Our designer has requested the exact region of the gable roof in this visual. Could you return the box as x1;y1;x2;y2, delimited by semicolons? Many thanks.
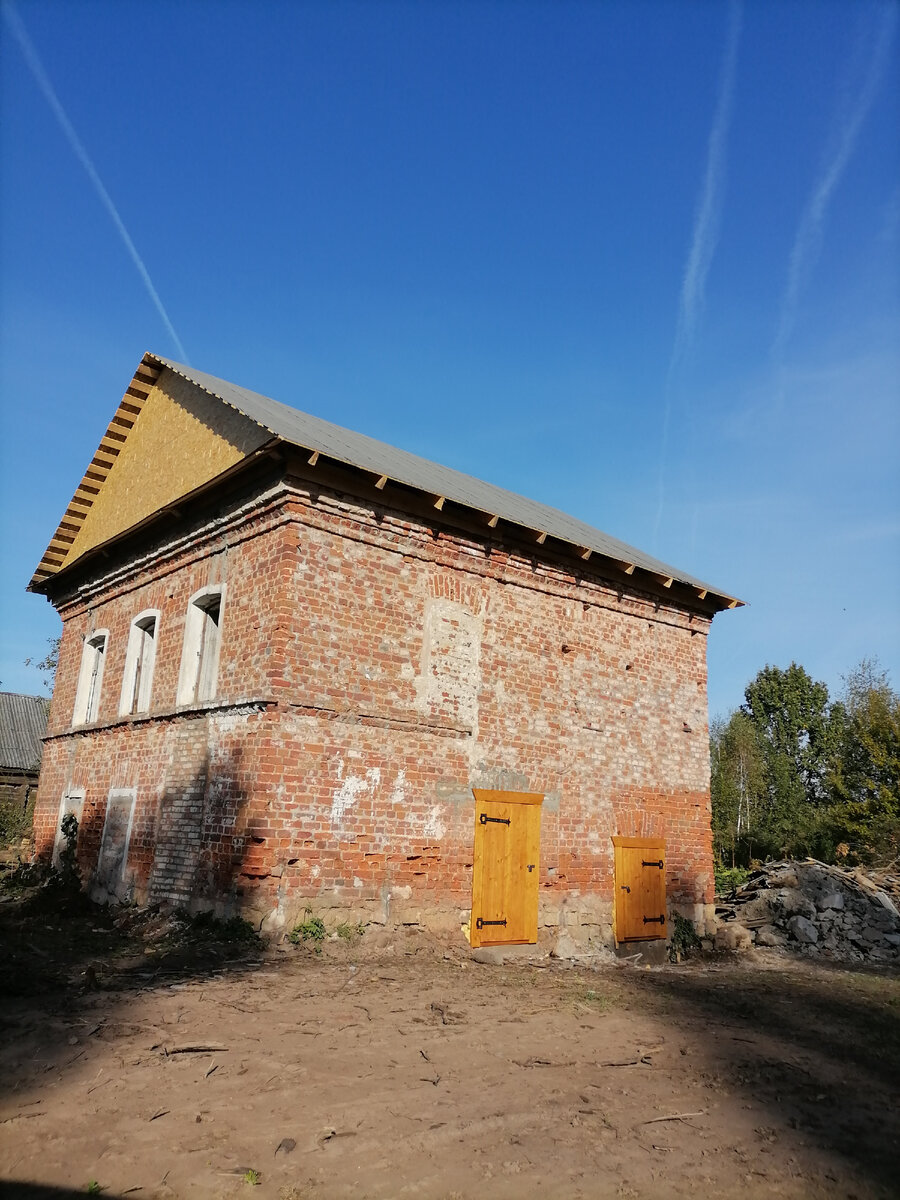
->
31;352;743;610
0;692;48;771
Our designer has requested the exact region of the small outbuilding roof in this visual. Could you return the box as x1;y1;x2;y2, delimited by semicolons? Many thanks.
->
0;692;48;771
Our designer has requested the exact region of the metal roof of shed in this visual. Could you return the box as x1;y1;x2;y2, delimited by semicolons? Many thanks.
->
150;355;741;609
0;692;48;771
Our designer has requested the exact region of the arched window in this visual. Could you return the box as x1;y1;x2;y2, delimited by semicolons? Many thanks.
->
119;610;159;716
72;630;108;725
176;586;225;706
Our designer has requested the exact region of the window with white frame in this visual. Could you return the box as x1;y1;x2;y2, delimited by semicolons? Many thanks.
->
52;788;84;866
119;610;159;716
176;586;225;706
72;630;108;725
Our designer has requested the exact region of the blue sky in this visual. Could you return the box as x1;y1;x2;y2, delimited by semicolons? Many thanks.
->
1;0;897;719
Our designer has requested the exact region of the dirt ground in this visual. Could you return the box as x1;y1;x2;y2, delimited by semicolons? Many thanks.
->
1;894;898;1200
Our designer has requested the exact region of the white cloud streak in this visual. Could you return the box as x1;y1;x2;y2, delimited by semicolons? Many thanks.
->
773;4;897;362
654;0;742;548
670;0;742;376
3;1;189;363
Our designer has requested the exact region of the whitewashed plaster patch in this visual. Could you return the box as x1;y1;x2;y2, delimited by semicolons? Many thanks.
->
423;804;446;840
330;755;381;826
389;769;407;806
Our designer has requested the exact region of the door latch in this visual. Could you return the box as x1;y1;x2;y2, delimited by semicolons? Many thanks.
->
620;885;631;893
475;917;508;930
527;864;535;872
479;813;510;826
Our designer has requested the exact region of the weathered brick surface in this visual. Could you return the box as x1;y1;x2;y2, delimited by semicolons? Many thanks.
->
34;475;717;944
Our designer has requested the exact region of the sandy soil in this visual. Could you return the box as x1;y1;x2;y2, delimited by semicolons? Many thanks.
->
1;902;898;1200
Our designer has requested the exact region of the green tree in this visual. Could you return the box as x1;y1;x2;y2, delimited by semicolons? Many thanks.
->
827;659;900;863
741;663;840;857
710;711;766;866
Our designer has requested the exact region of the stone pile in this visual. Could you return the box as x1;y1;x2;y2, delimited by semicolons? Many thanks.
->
715;859;900;964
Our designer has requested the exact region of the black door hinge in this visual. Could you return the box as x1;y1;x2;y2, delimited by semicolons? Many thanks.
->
642;860;664;869
643;915;665;925
479;813;510;826
476;917;508;930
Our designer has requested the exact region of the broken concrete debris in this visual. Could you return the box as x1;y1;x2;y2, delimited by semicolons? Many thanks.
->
715;859;900;963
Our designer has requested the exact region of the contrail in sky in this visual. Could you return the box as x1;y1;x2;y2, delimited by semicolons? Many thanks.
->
670;0;742;375
654;0;742;548
773;4;897;362
3;1;189;363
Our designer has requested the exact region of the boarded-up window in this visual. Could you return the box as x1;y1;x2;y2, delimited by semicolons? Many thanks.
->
417;599;480;731
95;788;135;897
52;788;84;866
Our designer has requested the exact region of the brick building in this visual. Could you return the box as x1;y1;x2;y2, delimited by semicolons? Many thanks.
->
29;353;741;949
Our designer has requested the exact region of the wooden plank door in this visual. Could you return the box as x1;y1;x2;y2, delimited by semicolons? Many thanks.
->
612;836;667;942
470;789;543;947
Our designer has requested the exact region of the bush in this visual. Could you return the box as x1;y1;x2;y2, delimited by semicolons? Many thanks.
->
184;909;259;944
336;920;365;941
714;864;751;896
289;910;327;949
668;913;702;962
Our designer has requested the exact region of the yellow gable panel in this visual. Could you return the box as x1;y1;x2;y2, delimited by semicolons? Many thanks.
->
64;369;270;566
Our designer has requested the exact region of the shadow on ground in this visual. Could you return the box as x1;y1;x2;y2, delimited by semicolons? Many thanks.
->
2;877;900;1199
0;876;266;1108
0;1185;129;1200
623;953;900;1195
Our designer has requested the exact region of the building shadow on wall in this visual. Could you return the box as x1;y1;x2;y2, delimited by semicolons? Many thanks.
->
629;958;900;1195
65;742;271;918
146;745;255;911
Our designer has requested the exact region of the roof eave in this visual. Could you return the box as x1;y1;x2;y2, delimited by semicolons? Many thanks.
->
280;441;744;613
145;354;743;611
30;352;744;614
28;352;165;591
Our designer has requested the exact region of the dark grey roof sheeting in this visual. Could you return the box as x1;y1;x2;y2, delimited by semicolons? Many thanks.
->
151;356;739;605
0;692;48;770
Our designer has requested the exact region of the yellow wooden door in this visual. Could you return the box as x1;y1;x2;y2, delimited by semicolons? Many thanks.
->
470;789;542;947
612;836;667;942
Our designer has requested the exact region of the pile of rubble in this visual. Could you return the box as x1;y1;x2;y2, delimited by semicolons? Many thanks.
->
715;859;900;964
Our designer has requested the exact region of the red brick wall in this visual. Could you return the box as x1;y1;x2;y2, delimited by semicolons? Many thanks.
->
34;477;716;944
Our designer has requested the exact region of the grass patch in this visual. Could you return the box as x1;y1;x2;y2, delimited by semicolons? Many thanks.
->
569;982;614;1012
336;920;365;942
